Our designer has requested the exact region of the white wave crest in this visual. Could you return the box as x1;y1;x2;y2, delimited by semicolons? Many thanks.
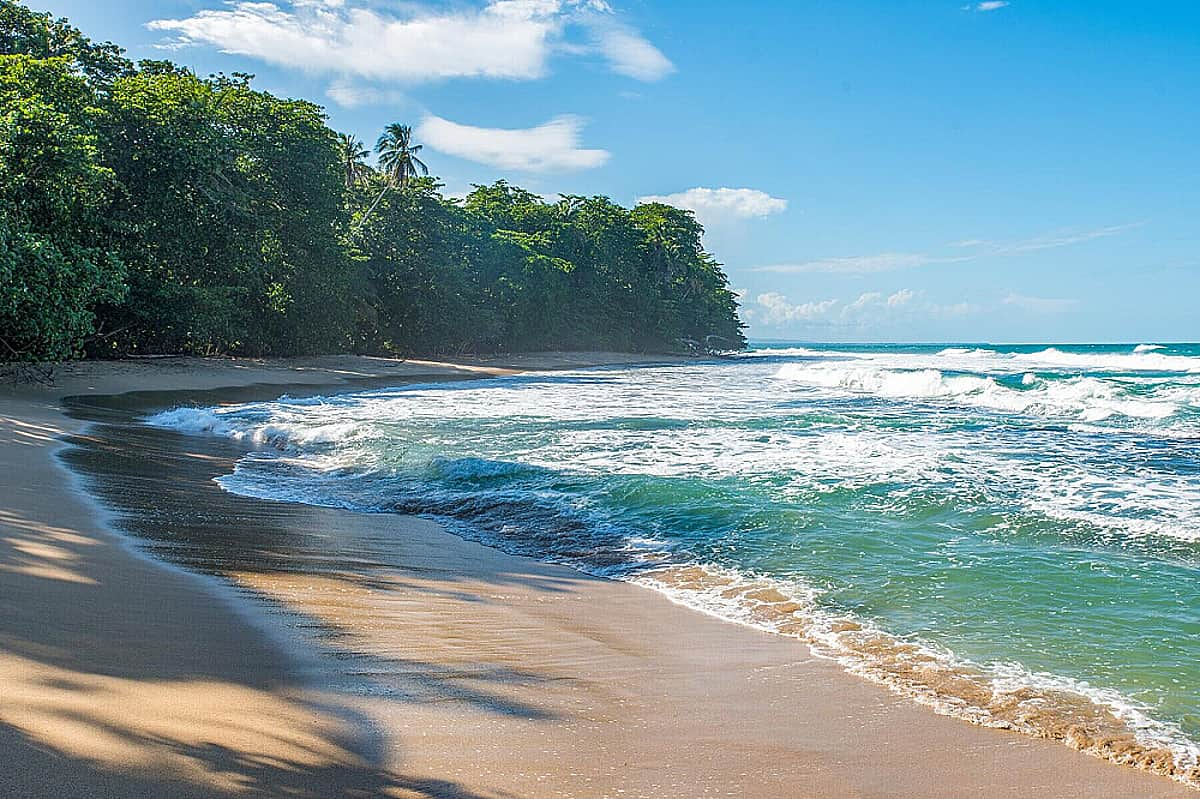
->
741;346;831;358
1013;347;1200;373
773;363;1185;422
936;347;999;358
145;406;243;438
754;344;1200;375
146;406;363;448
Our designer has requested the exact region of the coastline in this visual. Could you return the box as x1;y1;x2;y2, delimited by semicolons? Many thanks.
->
1;354;1193;797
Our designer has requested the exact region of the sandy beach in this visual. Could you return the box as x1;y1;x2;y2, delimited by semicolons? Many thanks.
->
1;354;1193;798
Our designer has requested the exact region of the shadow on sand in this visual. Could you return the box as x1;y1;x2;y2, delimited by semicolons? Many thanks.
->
0;383;587;798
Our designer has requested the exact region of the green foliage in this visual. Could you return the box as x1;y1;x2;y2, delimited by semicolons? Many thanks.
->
353;176;503;354
0;1;130;86
337;132;371;188
0;1;744;363
375;123;427;188
94;67;355;356
0;54;125;361
352;179;745;354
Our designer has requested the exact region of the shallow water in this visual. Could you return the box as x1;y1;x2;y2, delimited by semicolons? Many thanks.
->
148;343;1200;781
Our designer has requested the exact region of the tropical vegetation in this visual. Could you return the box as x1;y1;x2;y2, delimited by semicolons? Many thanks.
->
0;1;744;362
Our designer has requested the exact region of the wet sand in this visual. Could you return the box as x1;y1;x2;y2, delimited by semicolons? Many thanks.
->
1;354;1194;797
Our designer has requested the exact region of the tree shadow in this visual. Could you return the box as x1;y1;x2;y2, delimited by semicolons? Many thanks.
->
0;383;600;797
0;720;518;798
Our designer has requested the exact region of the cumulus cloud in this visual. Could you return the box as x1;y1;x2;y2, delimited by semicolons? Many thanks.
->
752;223;1141;275
149;0;554;81
753;293;839;325
747;289;974;329
416;114;609;172
148;0;672;84
636;187;787;226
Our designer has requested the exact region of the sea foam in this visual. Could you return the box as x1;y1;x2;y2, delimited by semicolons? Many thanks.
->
772;362;1188;422
146;348;1200;786
638;562;1200;784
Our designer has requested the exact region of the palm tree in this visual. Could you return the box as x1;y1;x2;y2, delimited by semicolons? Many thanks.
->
376;123;428;187
357;123;429;228
337;133;370;188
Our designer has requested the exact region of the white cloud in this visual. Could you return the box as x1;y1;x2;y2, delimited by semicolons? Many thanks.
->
963;1;1009;10
592;24;674;80
844;291;882;315
416;114;609;172
752;223;1141;275
636;187;787;226
957;223;1142;255
1002;293;1080;313
325;80;406;109
148;0;672;84
749;289;975;329
150;1;552;81
753;252;952;275
753;292;839;325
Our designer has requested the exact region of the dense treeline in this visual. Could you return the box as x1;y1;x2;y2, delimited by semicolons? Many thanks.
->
0;2;744;362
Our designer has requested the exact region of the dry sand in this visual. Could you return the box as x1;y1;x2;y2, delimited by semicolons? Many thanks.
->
0;354;1193;798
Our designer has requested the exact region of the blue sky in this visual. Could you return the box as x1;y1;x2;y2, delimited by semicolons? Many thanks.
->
32;0;1200;342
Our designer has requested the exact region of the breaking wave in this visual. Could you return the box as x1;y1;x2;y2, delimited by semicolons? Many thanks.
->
773;362;1193;423
148;345;1200;788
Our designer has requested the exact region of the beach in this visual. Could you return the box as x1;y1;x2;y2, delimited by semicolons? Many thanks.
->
1;354;1193;798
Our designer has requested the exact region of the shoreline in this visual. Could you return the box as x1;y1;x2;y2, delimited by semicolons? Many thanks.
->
2;354;1194;797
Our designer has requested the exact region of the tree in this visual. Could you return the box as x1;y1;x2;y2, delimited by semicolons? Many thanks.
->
0;1;130;86
376;123;428;188
337;132;370;188
93;67;355;356
0;55;126;361
355;177;507;354
631;202;745;350
0;2;746;363
357;123;428;227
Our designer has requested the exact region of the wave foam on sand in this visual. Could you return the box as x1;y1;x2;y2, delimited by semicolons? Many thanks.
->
639;563;1200;789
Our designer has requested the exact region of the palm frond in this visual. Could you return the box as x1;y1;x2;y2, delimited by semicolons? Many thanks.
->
370;123;429;189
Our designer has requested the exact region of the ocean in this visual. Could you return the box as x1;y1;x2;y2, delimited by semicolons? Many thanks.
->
148;343;1200;780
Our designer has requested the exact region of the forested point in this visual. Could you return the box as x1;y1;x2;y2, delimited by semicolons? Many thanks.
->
0;1;745;363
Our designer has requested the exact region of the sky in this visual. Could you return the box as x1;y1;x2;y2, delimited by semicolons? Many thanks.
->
30;0;1200;343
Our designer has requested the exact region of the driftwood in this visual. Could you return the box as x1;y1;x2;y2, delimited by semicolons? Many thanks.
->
0;337;56;384
0;360;56;385
679;335;739;357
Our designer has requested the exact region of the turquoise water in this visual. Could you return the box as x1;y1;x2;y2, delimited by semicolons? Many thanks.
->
150;343;1200;773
